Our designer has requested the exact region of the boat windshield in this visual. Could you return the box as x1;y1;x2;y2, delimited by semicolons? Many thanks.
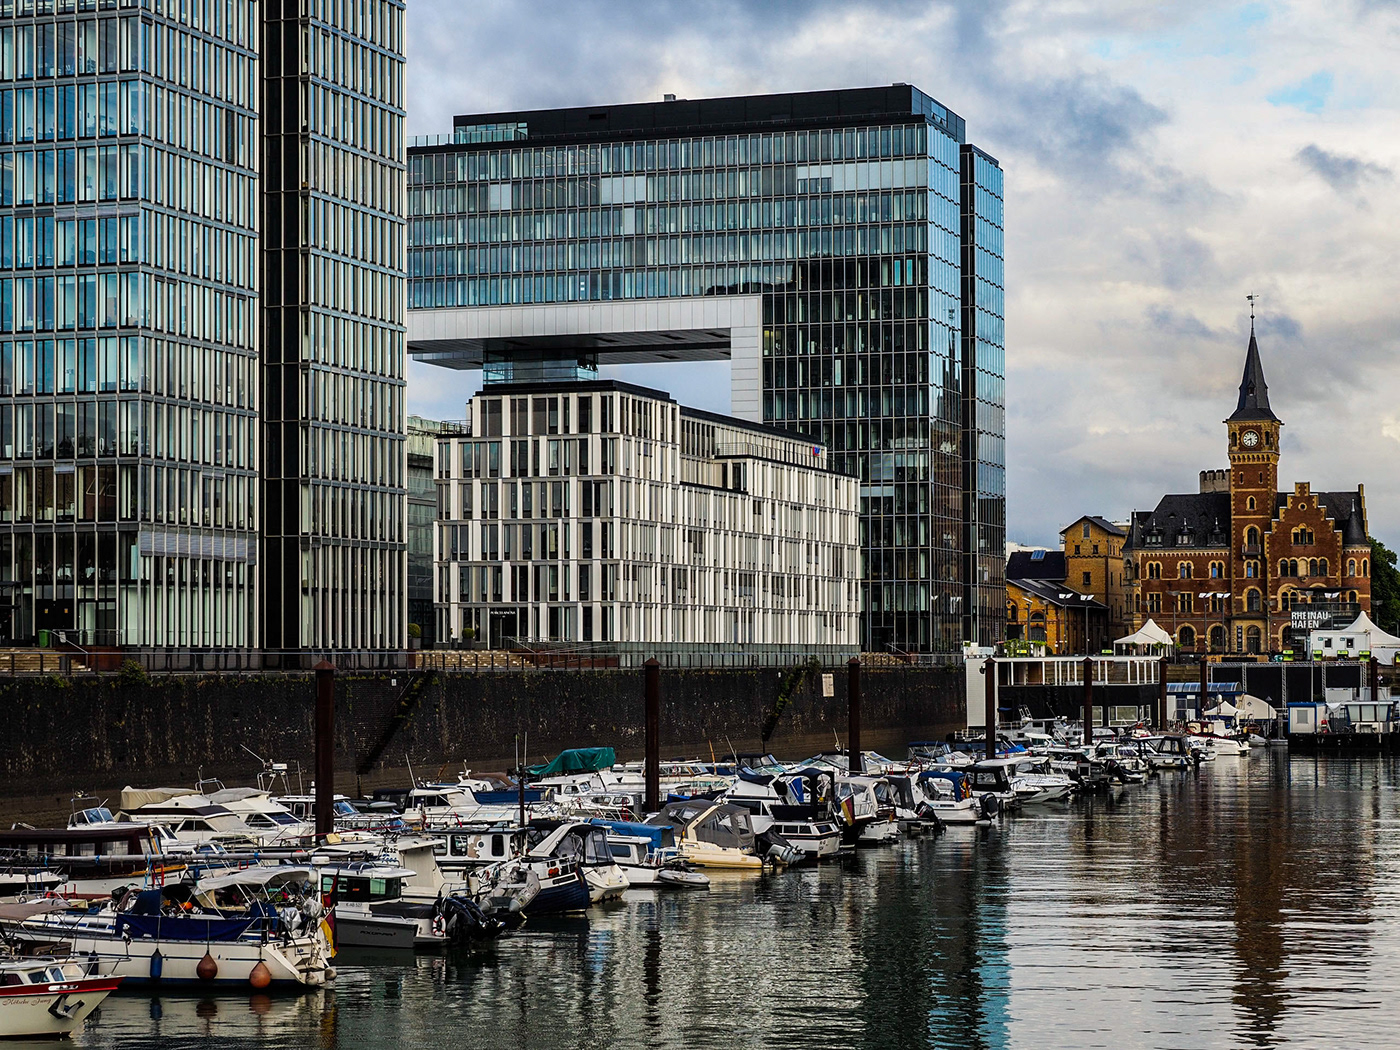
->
72;807;115;825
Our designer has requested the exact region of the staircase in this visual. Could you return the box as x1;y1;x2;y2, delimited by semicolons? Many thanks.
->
0;648;92;674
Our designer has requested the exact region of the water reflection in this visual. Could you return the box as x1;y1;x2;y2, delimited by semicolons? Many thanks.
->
70;751;1400;1050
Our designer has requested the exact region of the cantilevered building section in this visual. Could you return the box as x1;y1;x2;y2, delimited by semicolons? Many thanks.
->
406;86;1006;653
261;0;408;650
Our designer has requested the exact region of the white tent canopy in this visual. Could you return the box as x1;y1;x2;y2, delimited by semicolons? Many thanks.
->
1204;700;1239;719
1235;694;1277;721
1114;619;1174;651
1307;612;1400;660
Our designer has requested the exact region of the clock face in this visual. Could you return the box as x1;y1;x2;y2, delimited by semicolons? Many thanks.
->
1241;430;1259;448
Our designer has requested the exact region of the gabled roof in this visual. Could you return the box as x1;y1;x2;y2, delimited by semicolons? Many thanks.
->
1008;577;1108;611
1226;331;1280;423
1060;515;1127;538
1126;493;1232;550
1005;549;1066;582
1276;490;1369;544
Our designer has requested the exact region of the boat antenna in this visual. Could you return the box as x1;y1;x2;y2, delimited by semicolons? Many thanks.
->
725;735;736;764
406;754;417;789
240;743;268;766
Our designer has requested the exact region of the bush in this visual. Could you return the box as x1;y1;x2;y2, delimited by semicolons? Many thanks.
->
407;623;422;639
118;659;151;687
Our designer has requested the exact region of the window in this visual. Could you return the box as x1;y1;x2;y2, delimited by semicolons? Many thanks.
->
1348;559;1357;576
1246;527;1260;546
1210;562;1223;578
1247;497;1256;511
1363;560;1369;577
1082;522;1091;539
1148;593;1161;613
1179;625;1196;648
1147;562;1161;580
1292;528;1314;546
1246;589;1261;612
1179;563;1192;580
1082;572;1092;586
1209;625;1225;652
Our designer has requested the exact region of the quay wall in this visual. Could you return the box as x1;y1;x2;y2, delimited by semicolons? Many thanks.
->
0;664;963;823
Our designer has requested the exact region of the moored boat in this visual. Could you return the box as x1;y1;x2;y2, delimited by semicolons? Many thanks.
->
0;955;122;1039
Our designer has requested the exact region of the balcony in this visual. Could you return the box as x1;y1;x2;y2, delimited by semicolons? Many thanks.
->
1240;544;1261;557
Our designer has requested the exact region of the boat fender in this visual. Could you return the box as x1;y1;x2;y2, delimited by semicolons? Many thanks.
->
249;961;273;990
978;794;999;819
197;951;219;981
149;949;164;981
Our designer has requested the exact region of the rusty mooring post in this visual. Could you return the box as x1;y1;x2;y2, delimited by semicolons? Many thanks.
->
985;658;997;760
1082;656;1094;745
1199;658;1209;717
1371;657;1380;705
1158;656;1169;730
645;658;660;814
314;660;335;840
848;657;863;775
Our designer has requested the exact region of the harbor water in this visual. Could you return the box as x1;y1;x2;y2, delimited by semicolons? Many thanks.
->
58;749;1400;1050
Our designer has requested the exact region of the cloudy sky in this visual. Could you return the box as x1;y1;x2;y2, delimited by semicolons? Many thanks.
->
403;0;1400;548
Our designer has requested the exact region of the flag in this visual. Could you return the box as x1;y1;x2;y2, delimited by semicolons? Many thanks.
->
839;796;856;824
319;911;337;958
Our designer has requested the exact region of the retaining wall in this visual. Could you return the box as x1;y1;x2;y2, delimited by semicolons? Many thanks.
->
0;664;963;823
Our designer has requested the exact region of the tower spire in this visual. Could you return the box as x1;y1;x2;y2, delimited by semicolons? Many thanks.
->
1226;325;1279;423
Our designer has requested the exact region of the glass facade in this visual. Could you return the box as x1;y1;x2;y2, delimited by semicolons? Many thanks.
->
406;88;1004;653
0;0;407;653
260;0;406;650
0;0;260;646
960;145;1005;646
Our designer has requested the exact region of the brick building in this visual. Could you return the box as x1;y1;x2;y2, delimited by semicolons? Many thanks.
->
1003;549;1109;654
1062;516;1132;639
1125;331;1372;655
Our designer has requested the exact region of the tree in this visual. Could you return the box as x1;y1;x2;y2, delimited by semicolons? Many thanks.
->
1371;539;1400;634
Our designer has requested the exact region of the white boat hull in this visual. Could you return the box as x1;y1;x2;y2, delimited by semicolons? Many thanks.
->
584;864;629;902
0;975;121;1037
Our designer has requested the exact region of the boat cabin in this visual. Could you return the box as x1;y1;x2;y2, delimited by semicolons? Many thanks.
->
320;866;413;903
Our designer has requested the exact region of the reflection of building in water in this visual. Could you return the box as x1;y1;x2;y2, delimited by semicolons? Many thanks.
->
850;839;1010;1046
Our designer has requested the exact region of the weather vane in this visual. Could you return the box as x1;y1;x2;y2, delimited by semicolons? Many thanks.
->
1246;292;1259;330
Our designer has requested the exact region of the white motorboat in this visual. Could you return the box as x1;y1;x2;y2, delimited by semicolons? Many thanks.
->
911;771;994;825
645;802;764;871
0;955;122;1038
4;890;334;987
1008;757;1076;804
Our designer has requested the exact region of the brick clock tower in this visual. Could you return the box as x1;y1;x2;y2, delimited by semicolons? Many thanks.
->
1225;328;1280;653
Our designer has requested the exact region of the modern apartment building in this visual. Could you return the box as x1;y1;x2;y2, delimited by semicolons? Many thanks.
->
0;0;406;652
433;380;860;660
406;86;1005;653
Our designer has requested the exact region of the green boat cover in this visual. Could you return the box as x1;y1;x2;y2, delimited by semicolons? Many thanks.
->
527;747;616;777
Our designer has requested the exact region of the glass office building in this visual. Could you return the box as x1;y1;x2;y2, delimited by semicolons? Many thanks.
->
406;87;1005;652
0;0;406;653
0;0;261;647
261;0;407;651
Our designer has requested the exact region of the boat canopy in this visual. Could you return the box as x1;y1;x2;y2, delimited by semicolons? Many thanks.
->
646;802;755;851
195;866;315;893
527;748;617;778
919;769;972;800
589;819;674;850
115;913;258;942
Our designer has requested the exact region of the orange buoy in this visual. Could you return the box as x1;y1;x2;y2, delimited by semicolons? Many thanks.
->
196;951;219;981
248;961;272;989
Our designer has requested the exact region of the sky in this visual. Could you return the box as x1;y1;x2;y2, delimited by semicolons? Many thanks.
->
402;0;1400;549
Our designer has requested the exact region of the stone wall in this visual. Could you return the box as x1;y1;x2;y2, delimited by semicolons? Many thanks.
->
0;663;963;823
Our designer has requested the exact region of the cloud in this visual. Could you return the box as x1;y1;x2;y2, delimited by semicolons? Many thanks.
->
1296;144;1394;193
403;0;1400;549
1266;71;1333;113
